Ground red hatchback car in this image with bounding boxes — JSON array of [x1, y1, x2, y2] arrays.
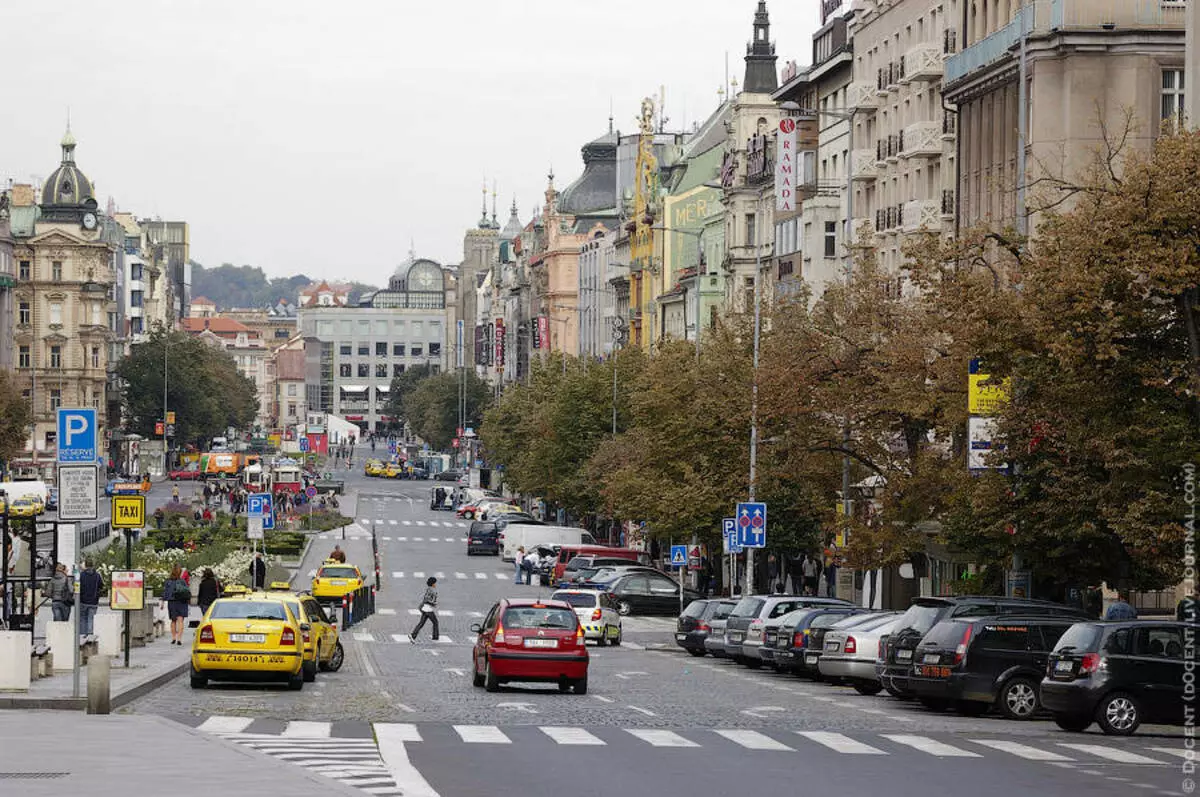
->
[[471, 598, 589, 694]]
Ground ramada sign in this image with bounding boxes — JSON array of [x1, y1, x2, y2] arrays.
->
[[775, 118, 798, 213]]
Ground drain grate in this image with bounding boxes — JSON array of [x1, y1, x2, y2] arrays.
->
[[0, 773, 70, 779]]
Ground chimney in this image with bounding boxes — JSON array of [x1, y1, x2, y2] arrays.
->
[[11, 184, 35, 207], [204, 318, 210, 330]]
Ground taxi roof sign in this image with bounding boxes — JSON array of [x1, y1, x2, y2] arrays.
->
[[267, 581, 293, 591], [223, 585, 250, 595], [111, 495, 146, 528]]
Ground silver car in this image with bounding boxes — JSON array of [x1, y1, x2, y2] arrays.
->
[[818, 614, 902, 694]]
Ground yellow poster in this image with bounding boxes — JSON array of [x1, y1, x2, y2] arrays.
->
[[110, 570, 145, 611], [968, 359, 1010, 415]]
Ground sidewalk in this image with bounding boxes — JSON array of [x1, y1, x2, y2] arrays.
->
[[0, 712, 365, 797]]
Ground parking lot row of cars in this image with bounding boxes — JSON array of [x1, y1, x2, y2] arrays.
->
[[677, 593, 1197, 736]]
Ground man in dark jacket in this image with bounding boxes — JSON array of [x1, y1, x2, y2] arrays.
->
[[78, 559, 103, 638], [249, 553, 267, 589]]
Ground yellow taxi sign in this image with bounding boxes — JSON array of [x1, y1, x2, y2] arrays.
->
[[223, 584, 250, 596], [111, 495, 146, 528], [268, 581, 293, 591]]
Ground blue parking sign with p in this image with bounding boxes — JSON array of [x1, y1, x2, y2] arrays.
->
[[57, 408, 97, 463]]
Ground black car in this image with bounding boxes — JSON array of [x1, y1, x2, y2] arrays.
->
[[906, 615, 1077, 718], [794, 609, 883, 677], [606, 571, 702, 616], [1042, 620, 1198, 735], [767, 606, 868, 674], [466, 522, 501, 556], [877, 596, 1090, 698], [437, 469, 464, 482], [675, 599, 735, 657]]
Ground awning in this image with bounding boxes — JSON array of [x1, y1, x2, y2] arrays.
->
[[376, 385, 391, 393], [339, 385, 368, 393]]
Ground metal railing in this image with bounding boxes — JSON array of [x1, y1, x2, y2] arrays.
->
[[81, 521, 111, 549], [945, 3, 1035, 84], [340, 585, 376, 629]]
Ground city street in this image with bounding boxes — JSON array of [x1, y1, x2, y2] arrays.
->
[[118, 459, 1194, 797]]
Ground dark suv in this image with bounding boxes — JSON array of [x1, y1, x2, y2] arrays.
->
[[466, 522, 501, 555], [1042, 621, 1199, 735], [906, 615, 1076, 718], [877, 596, 1089, 697]]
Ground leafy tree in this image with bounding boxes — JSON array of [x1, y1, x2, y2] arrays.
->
[[114, 328, 258, 446], [402, 370, 492, 451], [189, 262, 378, 310], [382, 364, 436, 428], [0, 370, 30, 467]]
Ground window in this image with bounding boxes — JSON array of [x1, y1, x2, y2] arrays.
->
[[393, 364, 406, 377], [287, 402, 297, 418], [91, 346, 100, 368], [357, 320, 370, 336], [287, 383, 298, 397], [18, 346, 30, 368], [374, 320, 388, 336], [376, 342, 388, 357], [49, 345, 62, 369], [48, 301, 62, 326], [130, 263, 143, 281], [1136, 626, 1185, 659], [375, 364, 388, 378], [976, 624, 1030, 651], [339, 343, 352, 356], [51, 261, 63, 281], [393, 343, 405, 357], [131, 290, 144, 308], [412, 321, 424, 337], [393, 320, 406, 334], [339, 363, 352, 377], [429, 342, 441, 357], [357, 364, 369, 377], [18, 260, 29, 281], [91, 302, 102, 326], [824, 222, 838, 258], [410, 345, 423, 357], [357, 343, 369, 356], [317, 320, 334, 336], [47, 388, 63, 411], [18, 301, 29, 325], [1162, 69, 1185, 128], [745, 213, 757, 247]]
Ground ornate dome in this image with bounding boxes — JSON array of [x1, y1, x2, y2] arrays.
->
[[500, 198, 523, 241], [389, 257, 444, 292], [556, 130, 619, 216], [42, 128, 95, 209]]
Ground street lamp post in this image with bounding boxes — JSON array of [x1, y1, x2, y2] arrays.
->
[[162, 335, 169, 477]]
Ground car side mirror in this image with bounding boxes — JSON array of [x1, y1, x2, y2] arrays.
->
[[300, 623, 311, 631], [470, 623, 482, 633]]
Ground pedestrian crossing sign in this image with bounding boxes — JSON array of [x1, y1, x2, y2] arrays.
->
[[670, 545, 687, 567]]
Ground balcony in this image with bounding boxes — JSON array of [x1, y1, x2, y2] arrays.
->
[[875, 139, 888, 167], [901, 121, 943, 159], [851, 149, 879, 182], [904, 43, 944, 82], [1052, 0, 1187, 30], [902, 199, 943, 233], [886, 133, 902, 164], [848, 80, 878, 111], [945, 4, 1034, 84], [875, 66, 891, 97], [850, 217, 876, 240]]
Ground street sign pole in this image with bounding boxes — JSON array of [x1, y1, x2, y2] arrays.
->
[[72, 524, 80, 698], [123, 529, 132, 668]]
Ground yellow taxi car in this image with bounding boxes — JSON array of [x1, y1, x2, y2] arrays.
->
[[261, 583, 344, 681], [190, 595, 306, 690], [383, 462, 403, 479], [311, 560, 364, 603], [364, 459, 384, 477], [8, 496, 42, 518]]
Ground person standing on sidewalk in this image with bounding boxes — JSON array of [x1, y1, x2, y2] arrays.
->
[[513, 547, 526, 584], [78, 559, 102, 638], [249, 552, 267, 589], [48, 563, 73, 622], [409, 577, 439, 642], [197, 568, 220, 617], [161, 564, 191, 645]]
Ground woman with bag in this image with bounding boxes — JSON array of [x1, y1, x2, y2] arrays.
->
[[408, 577, 439, 642], [161, 564, 191, 645]]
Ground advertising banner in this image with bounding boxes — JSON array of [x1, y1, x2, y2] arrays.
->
[[776, 118, 799, 212]]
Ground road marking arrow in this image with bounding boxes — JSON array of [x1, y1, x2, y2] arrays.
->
[[444, 667, 465, 677], [612, 671, 648, 680]]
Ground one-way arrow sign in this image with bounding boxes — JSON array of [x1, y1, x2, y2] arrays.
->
[[736, 502, 767, 548]]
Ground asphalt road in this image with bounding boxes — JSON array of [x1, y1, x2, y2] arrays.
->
[[124, 455, 1195, 797]]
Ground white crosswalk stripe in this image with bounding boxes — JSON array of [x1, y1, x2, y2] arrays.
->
[[882, 735, 980, 758], [375, 723, 422, 742], [454, 725, 510, 744], [382, 536, 392, 541], [390, 634, 413, 643], [353, 632, 375, 642], [434, 572, 445, 579], [388, 519, 397, 525], [493, 573, 507, 580], [444, 537, 455, 542], [391, 572, 404, 579], [402, 520, 412, 526], [407, 609, 420, 615], [1150, 747, 1192, 759], [796, 731, 886, 755], [197, 716, 254, 734], [437, 610, 454, 617], [456, 522, 468, 527], [468, 611, 484, 618], [626, 729, 698, 748], [377, 608, 396, 615], [460, 537, 468, 542], [415, 521, 427, 526], [455, 572, 467, 579], [716, 729, 793, 751], [970, 739, 1073, 762], [413, 537, 424, 542], [398, 536, 408, 542], [413, 571, 425, 578], [542, 727, 605, 746], [474, 573, 488, 580], [435, 636, 454, 644], [282, 721, 332, 738], [1056, 744, 1166, 765]]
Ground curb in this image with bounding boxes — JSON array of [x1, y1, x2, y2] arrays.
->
[[0, 656, 191, 711]]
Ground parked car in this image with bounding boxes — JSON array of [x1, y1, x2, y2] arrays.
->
[[569, 565, 660, 590], [466, 523, 502, 556], [190, 597, 305, 690], [605, 571, 701, 616], [169, 463, 203, 481], [776, 607, 879, 676], [725, 595, 850, 668], [819, 614, 906, 694], [877, 596, 1090, 698], [559, 555, 654, 585], [704, 600, 740, 658], [550, 589, 623, 645], [1042, 620, 1198, 735], [45, 487, 58, 512], [906, 615, 1077, 718], [437, 469, 464, 482], [470, 598, 589, 693], [676, 599, 736, 657]]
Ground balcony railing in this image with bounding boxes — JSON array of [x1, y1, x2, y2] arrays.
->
[[942, 113, 958, 139], [945, 3, 1034, 84], [904, 43, 944, 82], [848, 80, 879, 111], [901, 121, 943, 158]]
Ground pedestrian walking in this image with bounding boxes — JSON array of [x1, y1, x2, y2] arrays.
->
[[329, 545, 346, 563], [202, 483, 212, 507], [824, 558, 839, 598], [154, 506, 165, 529], [171, 485, 180, 502], [409, 577, 439, 642], [48, 563, 74, 622], [522, 548, 538, 585], [161, 564, 191, 644], [197, 568, 220, 617], [801, 555, 819, 596], [1104, 591, 1138, 620], [78, 558, 102, 638], [249, 552, 267, 589], [513, 547, 526, 584]]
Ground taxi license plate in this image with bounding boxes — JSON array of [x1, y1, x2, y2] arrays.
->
[[203, 653, 288, 664], [923, 653, 941, 664], [676, 633, 688, 641], [896, 649, 913, 661], [918, 665, 951, 678], [330, 579, 347, 585], [805, 653, 819, 665], [523, 638, 558, 649], [230, 634, 266, 643], [1054, 660, 1075, 673]]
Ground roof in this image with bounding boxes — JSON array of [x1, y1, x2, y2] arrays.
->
[[42, 130, 95, 209], [181, 317, 258, 337], [190, 296, 216, 306], [556, 130, 619, 217]]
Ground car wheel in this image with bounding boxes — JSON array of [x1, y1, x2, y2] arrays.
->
[[302, 659, 317, 683], [611, 628, 622, 646], [574, 676, 588, 695], [918, 697, 950, 712], [688, 648, 707, 658], [853, 681, 883, 696], [322, 640, 344, 673], [1096, 692, 1140, 736], [287, 671, 304, 691], [484, 659, 500, 692], [998, 677, 1039, 720], [617, 601, 632, 616], [472, 658, 485, 688], [1053, 714, 1092, 732], [189, 668, 207, 689]]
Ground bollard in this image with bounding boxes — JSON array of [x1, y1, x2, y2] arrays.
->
[[87, 655, 111, 714], [341, 596, 350, 629], [370, 586, 376, 615]]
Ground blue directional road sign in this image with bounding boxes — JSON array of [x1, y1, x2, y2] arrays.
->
[[722, 517, 743, 554], [388, 441, 397, 454], [261, 509, 275, 531], [736, 502, 767, 548], [670, 545, 688, 568], [298, 437, 310, 453], [57, 408, 98, 464]]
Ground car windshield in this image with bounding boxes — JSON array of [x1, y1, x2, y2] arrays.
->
[[210, 601, 287, 621], [318, 567, 358, 579], [1054, 623, 1102, 653], [894, 603, 948, 636], [551, 592, 598, 608], [731, 598, 765, 618], [711, 602, 736, 620], [849, 614, 900, 632], [564, 557, 592, 570], [502, 607, 578, 629]]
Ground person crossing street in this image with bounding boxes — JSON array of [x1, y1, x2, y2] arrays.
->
[[409, 577, 439, 642]]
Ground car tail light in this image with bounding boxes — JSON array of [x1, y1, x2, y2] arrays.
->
[[952, 625, 973, 665], [793, 632, 806, 648], [280, 627, 296, 646], [844, 636, 857, 654], [1079, 653, 1103, 675], [199, 625, 215, 644], [878, 639, 886, 660], [576, 627, 585, 646], [494, 624, 505, 645], [698, 623, 710, 632], [302, 628, 311, 644], [591, 609, 602, 621]]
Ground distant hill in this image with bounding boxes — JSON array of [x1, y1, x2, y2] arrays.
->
[[189, 262, 378, 310]]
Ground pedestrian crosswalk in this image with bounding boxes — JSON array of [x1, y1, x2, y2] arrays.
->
[[359, 519, 469, 529], [183, 716, 1188, 767], [347, 630, 646, 650], [390, 570, 509, 581]]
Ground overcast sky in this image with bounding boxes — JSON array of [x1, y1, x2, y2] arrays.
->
[[3, 0, 820, 285]]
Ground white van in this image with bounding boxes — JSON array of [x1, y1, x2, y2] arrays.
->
[[502, 525, 597, 562]]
